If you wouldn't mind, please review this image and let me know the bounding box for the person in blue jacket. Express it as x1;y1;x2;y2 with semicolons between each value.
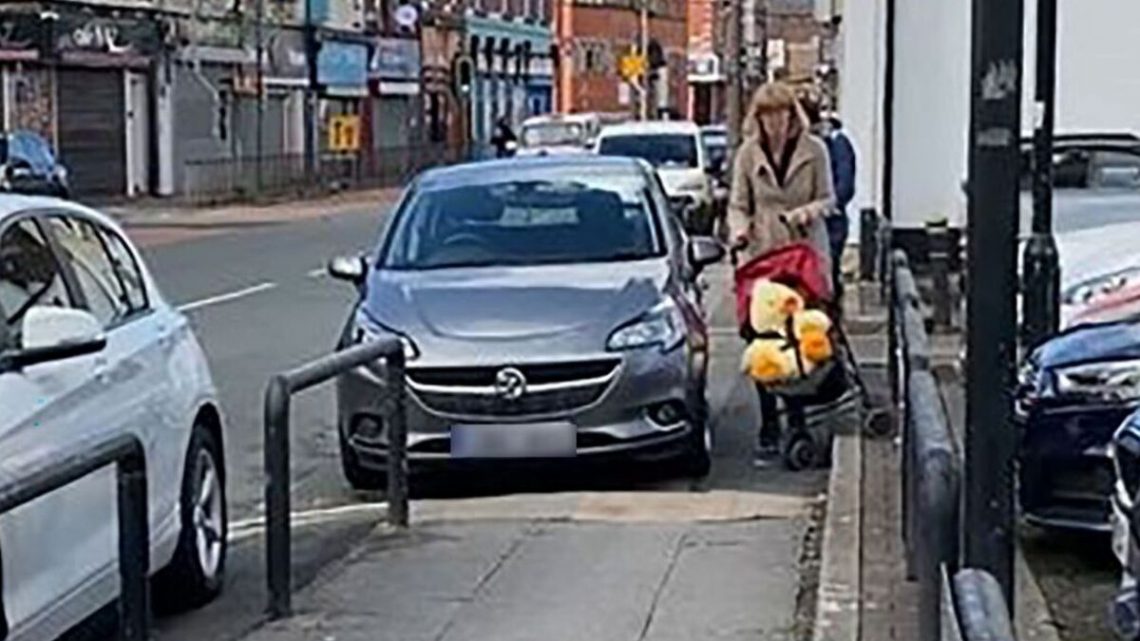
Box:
802;98;857;310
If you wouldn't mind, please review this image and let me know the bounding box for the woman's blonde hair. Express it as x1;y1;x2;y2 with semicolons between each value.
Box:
743;82;810;140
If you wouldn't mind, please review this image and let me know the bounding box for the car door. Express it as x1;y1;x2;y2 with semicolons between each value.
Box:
43;215;175;552
0;214;109;640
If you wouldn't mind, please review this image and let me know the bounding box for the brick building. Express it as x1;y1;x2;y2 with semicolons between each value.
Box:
686;0;723;124
555;0;688;116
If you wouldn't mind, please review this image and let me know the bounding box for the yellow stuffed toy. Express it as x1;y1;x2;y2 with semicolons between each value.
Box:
741;338;799;383
749;280;805;334
792;309;832;337
791;309;834;367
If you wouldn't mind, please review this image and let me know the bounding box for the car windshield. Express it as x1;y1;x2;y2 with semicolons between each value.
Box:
521;123;586;147
383;171;661;270
598;134;698;168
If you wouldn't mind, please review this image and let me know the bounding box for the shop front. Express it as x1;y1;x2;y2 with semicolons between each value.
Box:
315;38;368;154
0;6;163;197
368;36;420;150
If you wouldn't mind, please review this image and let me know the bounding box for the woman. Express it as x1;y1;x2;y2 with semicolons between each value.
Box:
727;82;836;461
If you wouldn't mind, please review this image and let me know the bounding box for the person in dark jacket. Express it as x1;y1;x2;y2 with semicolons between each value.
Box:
801;100;857;309
490;117;517;158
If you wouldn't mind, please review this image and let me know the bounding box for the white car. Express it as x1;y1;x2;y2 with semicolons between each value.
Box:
516;113;601;156
594;120;715;234
0;197;226;641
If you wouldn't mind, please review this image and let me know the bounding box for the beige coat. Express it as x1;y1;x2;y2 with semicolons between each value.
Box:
727;133;836;276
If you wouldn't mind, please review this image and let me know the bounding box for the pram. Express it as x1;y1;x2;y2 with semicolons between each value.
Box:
732;241;886;470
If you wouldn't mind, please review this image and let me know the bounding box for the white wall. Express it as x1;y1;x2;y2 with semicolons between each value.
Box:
890;0;972;229
1022;0;1140;136
838;0;886;218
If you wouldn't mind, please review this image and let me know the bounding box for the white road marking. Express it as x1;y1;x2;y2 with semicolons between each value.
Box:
307;267;327;278
177;282;278;313
228;501;389;542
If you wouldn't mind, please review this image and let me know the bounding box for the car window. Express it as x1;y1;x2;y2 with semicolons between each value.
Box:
46;216;133;327
98;226;148;313
384;171;662;270
0;218;73;347
598;134;699;168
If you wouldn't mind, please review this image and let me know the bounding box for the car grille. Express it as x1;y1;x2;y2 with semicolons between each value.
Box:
407;359;620;388
407;359;620;418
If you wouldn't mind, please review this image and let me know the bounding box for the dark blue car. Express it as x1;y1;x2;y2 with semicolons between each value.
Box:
1016;320;1140;531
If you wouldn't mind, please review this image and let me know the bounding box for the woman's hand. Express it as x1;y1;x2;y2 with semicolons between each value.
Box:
786;205;823;227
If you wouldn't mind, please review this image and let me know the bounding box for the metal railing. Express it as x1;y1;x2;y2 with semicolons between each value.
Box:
263;338;409;620
0;433;149;641
182;143;477;205
890;249;961;641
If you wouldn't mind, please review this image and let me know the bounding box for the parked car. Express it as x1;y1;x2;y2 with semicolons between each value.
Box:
516;113;601;156
595;121;717;235
328;155;724;489
1016;320;1140;531
0;197;226;641
700;124;730;236
0;131;69;198
1110;405;1140;639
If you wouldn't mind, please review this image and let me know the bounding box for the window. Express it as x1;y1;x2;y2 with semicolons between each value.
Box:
8;132;55;174
99;227;148;313
0;218;72;347
1092;150;1140;189
384;169;662;270
46;217;135;327
598;134;699;168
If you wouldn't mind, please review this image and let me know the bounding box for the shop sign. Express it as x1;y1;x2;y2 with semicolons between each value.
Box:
328;114;361;152
55;15;160;57
267;30;308;79
0;14;41;51
370;38;419;81
317;40;368;90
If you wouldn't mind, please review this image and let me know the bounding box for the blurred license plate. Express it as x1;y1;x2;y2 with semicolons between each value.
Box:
451;422;576;459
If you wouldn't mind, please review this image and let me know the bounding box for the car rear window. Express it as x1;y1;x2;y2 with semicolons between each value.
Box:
598;134;698;168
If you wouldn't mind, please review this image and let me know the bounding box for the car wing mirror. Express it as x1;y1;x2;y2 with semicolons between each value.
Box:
328;254;368;285
688;237;726;273
1;307;105;370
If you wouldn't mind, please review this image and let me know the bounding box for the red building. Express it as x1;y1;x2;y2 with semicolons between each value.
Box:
555;0;688;117
686;0;723;123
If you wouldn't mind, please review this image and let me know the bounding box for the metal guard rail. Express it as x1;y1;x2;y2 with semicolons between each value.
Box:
264;337;408;620
0;433;149;641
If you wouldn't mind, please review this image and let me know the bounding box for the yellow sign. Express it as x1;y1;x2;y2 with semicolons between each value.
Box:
619;52;646;81
328;115;361;152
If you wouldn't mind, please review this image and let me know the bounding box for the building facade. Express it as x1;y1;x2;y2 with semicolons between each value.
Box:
555;0;687;118
686;0;721;124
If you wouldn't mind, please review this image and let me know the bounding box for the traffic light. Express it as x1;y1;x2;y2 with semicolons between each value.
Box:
453;56;474;98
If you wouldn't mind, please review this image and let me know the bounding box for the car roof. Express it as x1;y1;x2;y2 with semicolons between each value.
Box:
0;195;117;229
522;113;598;126
598;120;702;137
416;155;649;190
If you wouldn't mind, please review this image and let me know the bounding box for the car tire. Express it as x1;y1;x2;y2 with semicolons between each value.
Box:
154;424;227;611
678;395;713;478
338;425;388;491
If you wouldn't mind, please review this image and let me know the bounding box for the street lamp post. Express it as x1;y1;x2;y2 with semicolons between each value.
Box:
964;0;1025;608
1022;0;1061;350
255;0;266;195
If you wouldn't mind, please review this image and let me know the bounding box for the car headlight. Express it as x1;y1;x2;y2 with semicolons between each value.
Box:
1055;359;1140;401
607;299;686;352
1064;267;1140;307
352;310;419;361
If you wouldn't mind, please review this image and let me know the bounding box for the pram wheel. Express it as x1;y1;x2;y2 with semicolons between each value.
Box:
863;407;894;437
783;433;819;471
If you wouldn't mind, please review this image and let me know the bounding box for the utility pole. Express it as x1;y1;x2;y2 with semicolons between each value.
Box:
725;0;744;149
303;0;319;176
639;0;650;120
965;0;1024;609
1022;0;1061;350
255;0;265;195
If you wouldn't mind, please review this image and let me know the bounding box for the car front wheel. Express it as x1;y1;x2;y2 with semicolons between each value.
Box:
155;424;227;610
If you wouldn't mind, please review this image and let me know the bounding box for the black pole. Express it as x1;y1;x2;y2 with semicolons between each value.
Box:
117;457;150;641
1021;0;1061;349
965;0;1024;608
265;375;292;619
385;351;409;528
880;0;896;225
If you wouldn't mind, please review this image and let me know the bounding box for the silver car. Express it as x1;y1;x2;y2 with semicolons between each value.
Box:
328;156;725;487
